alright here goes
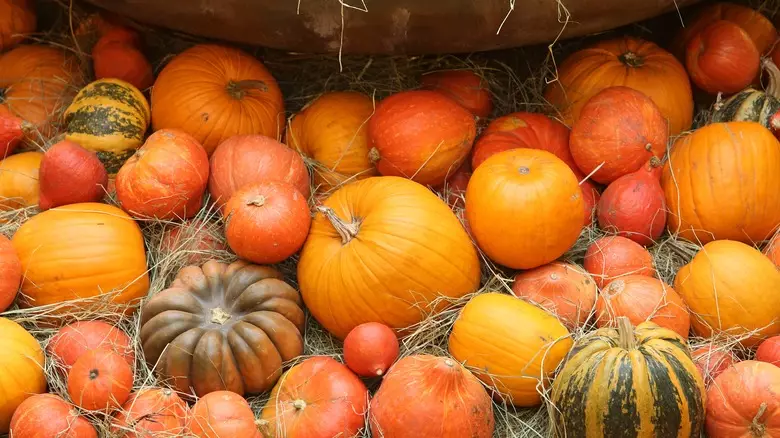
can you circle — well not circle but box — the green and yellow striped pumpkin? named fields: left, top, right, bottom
left=64, top=78, right=150, bottom=173
left=551, top=317, right=705, bottom=438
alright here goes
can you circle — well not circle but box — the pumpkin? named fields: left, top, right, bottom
left=11, top=203, right=149, bottom=310
left=151, top=44, right=285, bottom=155
left=140, top=259, right=305, bottom=397
left=259, top=356, right=369, bottom=438
left=448, top=292, right=573, bottom=406
left=64, top=78, right=150, bottom=174
left=92, top=35, right=153, bottom=92
left=286, top=91, right=378, bottom=190
left=0, top=317, right=46, bottom=433
left=583, top=235, right=656, bottom=289
left=0, top=235, right=20, bottom=312
left=116, top=129, right=209, bottom=219
left=465, top=148, right=583, bottom=270
left=661, top=122, right=780, bottom=244
left=298, top=176, right=480, bottom=340
left=420, top=70, right=493, bottom=118
left=367, top=90, right=476, bottom=186
left=434, top=160, right=471, bottom=208
left=208, top=134, right=310, bottom=210
left=343, top=322, right=400, bottom=377
left=369, top=354, right=494, bottom=438
left=569, top=86, right=668, bottom=185
left=705, top=361, right=780, bottom=437
left=544, top=36, right=693, bottom=136
left=159, top=219, right=228, bottom=266
left=675, top=240, right=780, bottom=346
left=551, top=318, right=705, bottom=437
left=511, top=261, right=597, bottom=329
left=38, top=140, right=108, bottom=210
left=755, top=336, right=780, bottom=366
left=686, top=20, right=760, bottom=95
left=692, top=345, right=737, bottom=386
left=111, top=388, right=189, bottom=438
left=68, top=349, right=133, bottom=411
left=9, top=393, right=97, bottom=438
left=47, top=320, right=134, bottom=369
left=189, top=391, right=258, bottom=438
left=765, top=230, right=780, bottom=267
left=0, top=151, right=42, bottom=210
left=224, top=181, right=311, bottom=264
left=0, top=110, right=32, bottom=157
left=711, top=58, right=780, bottom=138
left=0, top=0, right=35, bottom=51
left=581, top=180, right=601, bottom=226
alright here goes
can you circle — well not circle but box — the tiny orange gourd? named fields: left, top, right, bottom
left=67, top=349, right=134, bottom=412
left=343, top=322, right=400, bottom=377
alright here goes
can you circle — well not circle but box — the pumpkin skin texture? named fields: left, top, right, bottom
left=111, top=388, right=189, bottom=438
left=0, top=110, right=29, bottom=157
left=160, top=219, right=228, bottom=266
left=343, top=322, right=400, bottom=377
left=11, top=203, right=149, bottom=310
left=691, top=345, right=737, bottom=386
left=189, top=391, right=258, bottom=438
left=465, top=148, right=583, bottom=270
left=47, top=320, right=135, bottom=369
left=0, top=234, right=20, bottom=312
left=286, top=91, right=378, bottom=190
left=420, top=70, right=493, bottom=119
left=38, top=140, right=108, bottom=210
left=544, top=36, right=693, bottom=136
left=9, top=393, right=97, bottom=438
left=583, top=236, right=656, bottom=288
left=511, top=261, right=597, bottom=330
left=686, top=20, right=760, bottom=95
left=92, top=36, right=154, bottom=92
left=369, top=354, right=494, bottom=438
left=151, top=44, right=285, bottom=155
left=756, top=336, right=780, bottom=366
left=0, top=0, right=35, bottom=51
left=551, top=319, right=706, bottom=438
left=448, top=292, right=573, bottom=406
left=0, top=151, right=42, bottom=210
left=208, top=134, right=311, bottom=210
left=68, top=349, right=134, bottom=412
left=705, top=361, right=780, bottom=438
left=116, top=129, right=209, bottom=220
left=0, top=317, right=46, bottom=433
left=675, top=240, right=780, bottom=347
left=259, top=356, right=369, bottom=438
left=224, top=181, right=311, bottom=265
left=661, top=122, right=780, bottom=244
left=298, top=176, right=480, bottom=340
left=140, top=259, right=305, bottom=398
left=367, top=90, right=477, bottom=186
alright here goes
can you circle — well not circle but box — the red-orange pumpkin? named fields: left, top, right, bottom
left=111, top=388, right=189, bottom=438
left=434, top=160, right=471, bottom=208
left=756, top=336, right=780, bottom=366
left=692, top=345, right=737, bottom=386
left=0, top=110, right=30, bottom=158
left=0, top=234, right=20, bottom=312
left=765, top=231, right=780, bottom=268
left=38, top=140, right=108, bottom=210
left=160, top=219, right=228, bottom=266
left=581, top=180, right=601, bottom=226
left=47, top=320, right=135, bottom=369
left=368, top=90, right=476, bottom=186
left=189, top=391, right=258, bottom=438
left=686, top=20, right=760, bottom=95
left=92, top=34, right=154, bottom=92
left=420, top=70, right=493, bottom=119
left=0, top=0, right=36, bottom=51
left=583, top=235, right=656, bottom=289
left=9, top=393, right=97, bottom=438
left=343, top=322, right=400, bottom=377
left=67, top=349, right=134, bottom=412
left=116, top=129, right=209, bottom=220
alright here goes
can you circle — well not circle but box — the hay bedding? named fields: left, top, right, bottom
left=1, top=0, right=778, bottom=437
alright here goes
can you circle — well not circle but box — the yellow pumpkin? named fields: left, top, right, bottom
left=0, top=317, right=46, bottom=433
left=448, top=292, right=573, bottom=406
left=0, top=151, right=43, bottom=211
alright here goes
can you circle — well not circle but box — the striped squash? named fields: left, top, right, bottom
left=64, top=78, right=150, bottom=173
left=551, top=318, right=705, bottom=438
left=711, top=59, right=780, bottom=132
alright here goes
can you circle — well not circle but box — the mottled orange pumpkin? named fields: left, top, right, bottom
left=0, top=151, right=42, bottom=211
left=47, top=320, right=135, bottom=369
left=583, top=235, right=656, bottom=288
left=10, top=394, right=97, bottom=438
left=0, top=0, right=35, bottom=51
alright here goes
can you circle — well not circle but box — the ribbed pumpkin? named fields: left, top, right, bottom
left=111, top=388, right=189, bottom=438
left=151, top=44, right=285, bottom=155
left=711, top=58, right=780, bottom=135
left=9, top=393, right=97, bottom=438
left=11, top=203, right=149, bottom=310
left=286, top=91, right=378, bottom=190
left=0, top=235, right=20, bottom=312
left=298, top=176, right=480, bottom=340
left=662, top=122, right=780, bottom=244
left=448, top=292, right=573, bottom=406
left=0, top=151, right=42, bottom=211
left=0, top=317, right=46, bottom=433
left=0, top=0, right=35, bottom=51
left=544, top=36, right=693, bottom=136
left=420, top=70, right=493, bottom=119
left=465, top=148, right=583, bottom=270
left=551, top=318, right=705, bottom=437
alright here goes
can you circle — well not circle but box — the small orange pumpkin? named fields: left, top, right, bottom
left=420, top=70, right=493, bottom=119
left=38, top=140, right=108, bottom=211
left=0, top=0, right=35, bottom=51
left=111, top=388, right=189, bottom=438
left=691, top=345, right=737, bottom=386
left=343, top=322, right=400, bottom=377
left=0, top=235, right=20, bottom=312
left=686, top=20, right=760, bottom=95
left=67, top=349, right=134, bottom=412
left=9, top=394, right=97, bottom=438
left=47, top=320, right=135, bottom=369
left=764, top=231, right=780, bottom=268
left=189, top=391, right=258, bottom=438
left=0, top=151, right=42, bottom=211
left=756, top=336, right=780, bottom=366
left=583, top=235, right=656, bottom=289
left=92, top=34, right=154, bottom=92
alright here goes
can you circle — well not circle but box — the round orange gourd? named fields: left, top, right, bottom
left=0, top=317, right=46, bottom=433
left=38, top=140, right=108, bottom=211
left=189, top=391, right=257, bottom=438
left=10, top=394, right=97, bottom=438
left=343, top=322, right=400, bottom=377
left=691, top=345, right=737, bottom=386
left=298, top=176, right=480, bottom=340
left=68, top=349, right=133, bottom=412
left=544, top=36, right=693, bottom=136
left=0, top=235, right=20, bottom=312
left=151, top=44, right=285, bottom=155
left=286, top=91, right=378, bottom=190
left=465, top=148, right=583, bottom=270
left=47, top=320, right=134, bottom=369
left=0, top=151, right=42, bottom=210
left=583, top=236, right=656, bottom=288
left=111, top=388, right=188, bottom=438
left=0, top=0, right=35, bottom=51
left=662, top=122, right=780, bottom=244
left=420, top=70, right=493, bottom=118
left=675, top=240, right=780, bottom=347
left=686, top=20, right=760, bottom=95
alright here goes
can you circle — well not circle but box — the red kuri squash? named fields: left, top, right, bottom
left=343, top=322, right=400, bottom=377
left=38, top=140, right=108, bottom=210
left=111, top=388, right=189, bottom=438
left=0, top=235, right=20, bottom=312
left=691, top=345, right=737, bottom=386
left=0, top=110, right=31, bottom=158
left=47, top=320, right=134, bottom=369
left=755, top=336, right=780, bottom=366
left=68, top=349, right=134, bottom=412
left=686, top=20, right=760, bottom=95
left=420, top=70, right=493, bottom=119
left=189, top=391, right=258, bottom=438
left=583, top=236, right=656, bottom=289
left=92, top=26, right=153, bottom=92
left=9, top=393, right=97, bottom=438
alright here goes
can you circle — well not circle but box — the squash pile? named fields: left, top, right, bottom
left=1, top=1, right=780, bottom=437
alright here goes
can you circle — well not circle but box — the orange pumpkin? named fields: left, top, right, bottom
left=68, top=349, right=133, bottom=412
left=0, top=151, right=42, bottom=211
left=160, top=219, right=227, bottom=266
left=111, top=388, right=189, bottom=438
left=286, top=91, right=378, bottom=190
left=189, top=391, right=258, bottom=438
left=686, top=20, right=760, bottom=95
left=691, top=345, right=737, bottom=386
left=583, top=235, right=656, bottom=288
left=662, top=122, right=780, bottom=244
left=0, top=234, right=20, bottom=312
left=92, top=37, right=154, bottom=92
left=298, top=176, right=480, bottom=340
left=434, top=160, right=471, bottom=208
left=368, top=90, right=476, bottom=186
left=10, top=394, right=97, bottom=438
left=0, top=317, right=46, bottom=434
left=0, top=0, right=35, bottom=51
left=38, top=140, right=108, bottom=211
left=47, top=320, right=135, bottom=369
left=764, top=231, right=780, bottom=268
left=544, top=36, right=693, bottom=136
left=465, top=148, right=583, bottom=270
left=756, top=336, right=780, bottom=366
left=343, top=322, right=399, bottom=377
left=420, top=70, right=493, bottom=119
left=151, top=44, right=285, bottom=155
left=0, top=109, right=30, bottom=157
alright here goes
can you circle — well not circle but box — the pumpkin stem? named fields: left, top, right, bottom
left=648, top=156, right=662, bottom=168
left=247, top=196, right=266, bottom=207
left=518, top=166, right=530, bottom=175
left=89, top=369, right=99, bottom=380
left=616, top=317, right=636, bottom=350
left=444, top=359, right=455, bottom=368
left=255, top=419, right=272, bottom=438
left=618, top=51, right=645, bottom=68
left=763, top=58, right=780, bottom=99
left=226, top=80, right=269, bottom=100
left=368, top=147, right=381, bottom=164
left=292, top=399, right=307, bottom=411
left=750, top=402, right=768, bottom=436
left=210, top=307, right=232, bottom=325
left=316, top=206, right=361, bottom=245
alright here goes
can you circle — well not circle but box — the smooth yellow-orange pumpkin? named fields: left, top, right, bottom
left=11, top=202, right=149, bottom=311
left=0, top=0, right=36, bottom=51
left=662, top=122, right=780, bottom=244
left=286, top=91, right=378, bottom=190
left=448, top=292, right=572, bottom=406
left=675, top=240, right=780, bottom=347
left=298, top=176, right=481, bottom=340
left=0, top=317, right=46, bottom=433
left=0, top=151, right=42, bottom=211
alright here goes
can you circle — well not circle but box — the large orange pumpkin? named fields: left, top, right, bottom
left=0, top=317, right=46, bottom=433
left=0, top=0, right=35, bottom=51
left=0, top=151, right=42, bottom=210
left=662, top=122, right=780, bottom=244
left=286, top=91, right=378, bottom=190
left=675, top=240, right=780, bottom=347
left=111, top=388, right=189, bottom=438
left=9, top=393, right=97, bottom=438
left=11, top=203, right=149, bottom=310
left=189, top=391, right=258, bottom=438
left=544, top=36, right=693, bottom=136
left=151, top=44, right=285, bottom=155
left=465, top=148, right=583, bottom=270
left=0, top=235, right=20, bottom=312
left=298, top=176, right=480, bottom=340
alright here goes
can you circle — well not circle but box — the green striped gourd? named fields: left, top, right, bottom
left=551, top=317, right=705, bottom=438
left=64, top=78, right=150, bottom=173
left=711, top=59, right=780, bottom=136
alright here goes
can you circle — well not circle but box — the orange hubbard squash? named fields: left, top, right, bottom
left=420, top=69, right=493, bottom=119
left=38, top=140, right=108, bottom=211
left=68, top=349, right=134, bottom=412
left=343, top=322, right=399, bottom=377
left=686, top=20, right=760, bottom=95
left=0, top=151, right=42, bottom=211
left=0, top=317, right=46, bottom=433
left=0, top=0, right=35, bottom=51
left=92, top=34, right=154, bottom=92
left=0, top=234, right=20, bottom=312
left=9, top=393, right=97, bottom=438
